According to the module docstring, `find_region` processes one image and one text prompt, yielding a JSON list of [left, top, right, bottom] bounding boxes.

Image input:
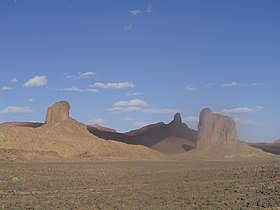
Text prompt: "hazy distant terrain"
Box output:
[[249, 141, 280, 155]]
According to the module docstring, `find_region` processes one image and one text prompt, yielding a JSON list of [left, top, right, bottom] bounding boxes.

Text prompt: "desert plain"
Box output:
[[0, 158, 280, 209], [1, 101, 280, 209]]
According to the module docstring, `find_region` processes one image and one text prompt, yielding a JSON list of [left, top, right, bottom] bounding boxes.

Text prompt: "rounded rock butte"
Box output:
[[195, 108, 238, 151], [45, 100, 71, 124]]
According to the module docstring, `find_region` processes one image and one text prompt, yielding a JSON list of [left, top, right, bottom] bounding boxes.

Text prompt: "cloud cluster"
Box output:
[[127, 92, 143, 96], [66, 72, 97, 80], [124, 24, 132, 31], [1, 86, 12, 91], [90, 82, 134, 90], [23, 75, 47, 88], [142, 108, 178, 114], [108, 99, 177, 114], [11, 78, 18, 83], [88, 118, 107, 125], [221, 106, 264, 115], [113, 99, 147, 107], [130, 9, 141, 16], [234, 118, 258, 125], [0, 106, 33, 114], [222, 81, 240, 87], [186, 85, 197, 92], [108, 99, 147, 112]]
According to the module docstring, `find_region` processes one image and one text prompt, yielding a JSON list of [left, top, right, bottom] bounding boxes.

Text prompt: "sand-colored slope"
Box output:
[[151, 136, 195, 154], [0, 101, 164, 161], [181, 142, 272, 159], [0, 119, 164, 161]]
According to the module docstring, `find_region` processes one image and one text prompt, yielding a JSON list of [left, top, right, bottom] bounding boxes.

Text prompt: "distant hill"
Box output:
[[274, 139, 280, 144], [248, 141, 280, 155], [87, 113, 198, 154]]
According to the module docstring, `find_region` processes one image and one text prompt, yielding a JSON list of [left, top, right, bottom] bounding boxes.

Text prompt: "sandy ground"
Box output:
[[0, 158, 280, 209]]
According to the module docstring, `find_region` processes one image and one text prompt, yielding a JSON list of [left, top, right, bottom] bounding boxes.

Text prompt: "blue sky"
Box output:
[[0, 0, 280, 142]]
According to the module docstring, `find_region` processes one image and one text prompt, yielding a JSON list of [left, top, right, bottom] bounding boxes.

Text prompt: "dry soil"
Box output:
[[0, 158, 280, 209]]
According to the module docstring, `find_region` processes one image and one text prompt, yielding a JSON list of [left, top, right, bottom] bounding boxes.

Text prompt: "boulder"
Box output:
[[195, 108, 238, 150], [45, 101, 71, 124]]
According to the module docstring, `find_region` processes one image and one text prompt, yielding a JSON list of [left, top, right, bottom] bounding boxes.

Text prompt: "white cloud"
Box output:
[[55, 86, 97, 93], [142, 108, 178, 114], [109, 99, 147, 113], [90, 82, 134, 90], [0, 106, 34, 114], [124, 24, 132, 31], [221, 106, 264, 115], [28, 98, 35, 102], [252, 83, 266, 86], [11, 78, 18, 83], [130, 9, 141, 16], [62, 86, 84, 92], [113, 99, 147, 107], [133, 121, 157, 128], [234, 118, 258, 125], [80, 72, 96, 79], [186, 85, 197, 91], [88, 118, 107, 125], [23, 75, 47, 88], [183, 116, 199, 123], [1, 86, 12, 90], [222, 81, 240, 87], [146, 4, 153, 13], [108, 99, 176, 114], [127, 92, 143, 96], [87, 88, 98, 93], [205, 83, 215, 87], [108, 106, 142, 113], [66, 71, 97, 80]]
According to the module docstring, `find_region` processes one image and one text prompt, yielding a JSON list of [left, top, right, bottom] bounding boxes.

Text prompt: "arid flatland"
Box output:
[[1, 158, 279, 209]]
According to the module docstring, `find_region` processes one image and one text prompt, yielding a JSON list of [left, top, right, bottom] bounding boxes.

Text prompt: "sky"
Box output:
[[0, 0, 280, 142]]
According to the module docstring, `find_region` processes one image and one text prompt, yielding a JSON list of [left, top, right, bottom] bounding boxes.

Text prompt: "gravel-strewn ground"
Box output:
[[0, 158, 280, 209]]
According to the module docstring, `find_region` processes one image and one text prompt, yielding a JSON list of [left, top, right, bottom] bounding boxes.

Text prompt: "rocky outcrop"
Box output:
[[171, 112, 183, 124], [195, 108, 238, 151], [184, 108, 272, 159], [45, 101, 71, 124]]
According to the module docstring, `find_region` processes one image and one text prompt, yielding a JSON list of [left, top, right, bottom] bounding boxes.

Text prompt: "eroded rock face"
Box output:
[[45, 101, 70, 124], [195, 108, 238, 150]]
